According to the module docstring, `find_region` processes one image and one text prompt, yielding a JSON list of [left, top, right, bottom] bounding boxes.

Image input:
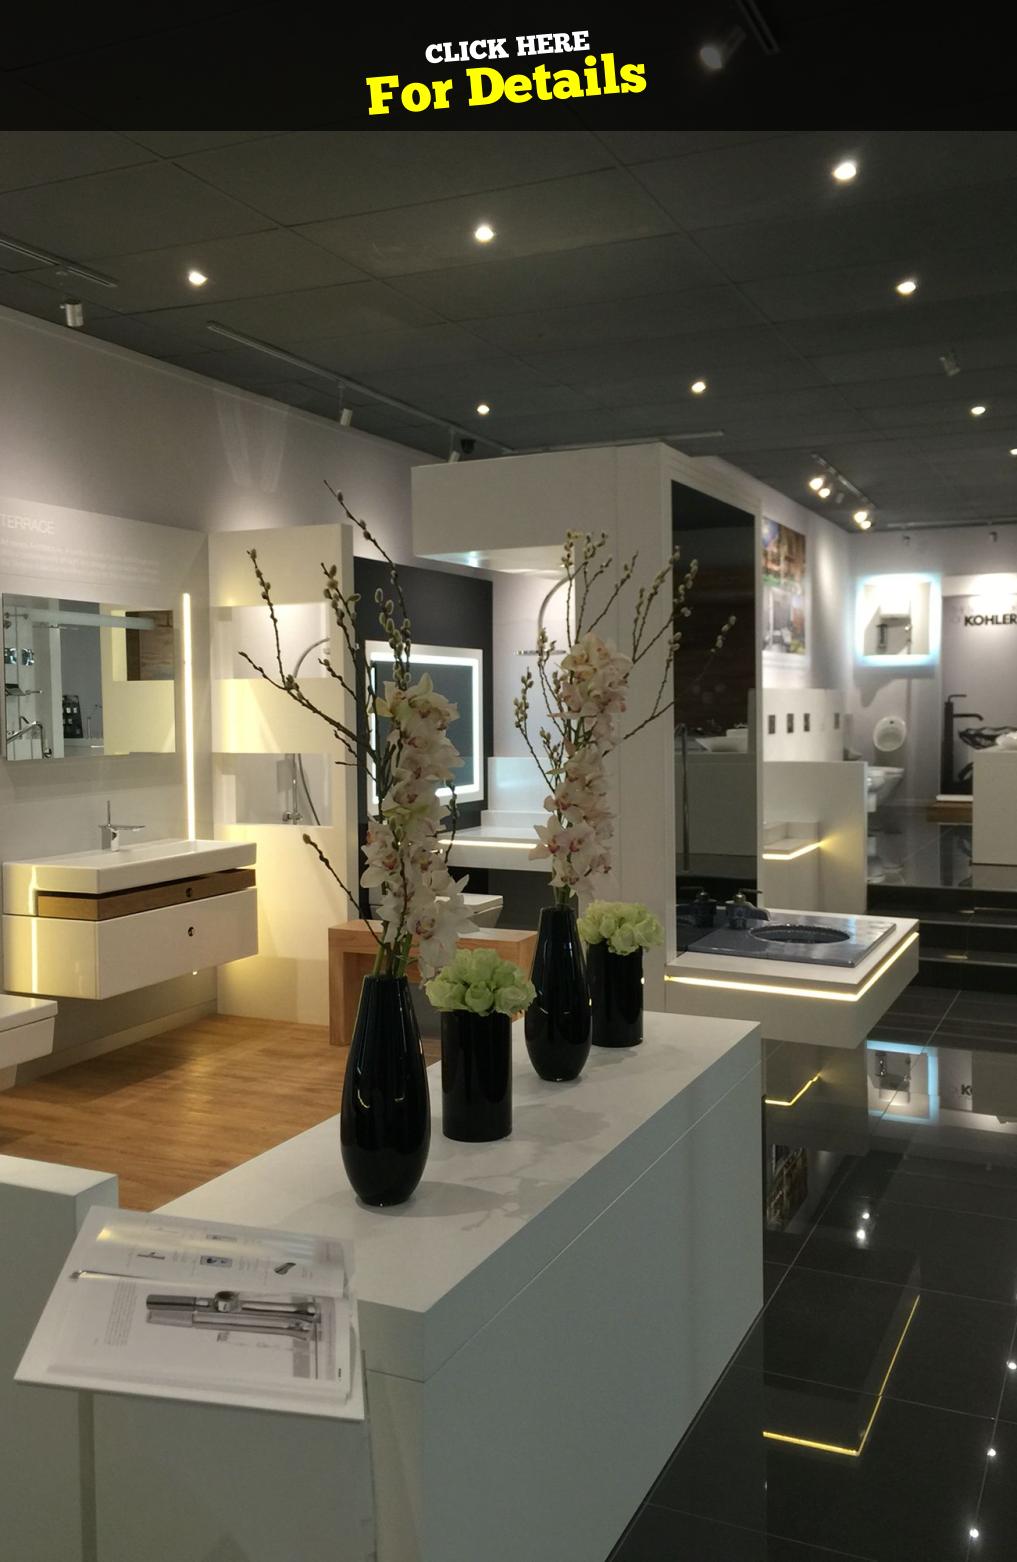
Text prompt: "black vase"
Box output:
[[441, 1011, 512, 1142], [524, 903, 591, 1082], [588, 943, 644, 1047], [340, 975, 430, 1207]]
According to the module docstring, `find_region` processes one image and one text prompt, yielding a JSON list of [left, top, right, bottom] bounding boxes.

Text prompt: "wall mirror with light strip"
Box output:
[[2, 593, 176, 760]]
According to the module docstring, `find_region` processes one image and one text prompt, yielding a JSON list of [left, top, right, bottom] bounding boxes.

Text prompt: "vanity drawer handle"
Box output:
[[186, 886, 194, 898], [187, 926, 195, 937]]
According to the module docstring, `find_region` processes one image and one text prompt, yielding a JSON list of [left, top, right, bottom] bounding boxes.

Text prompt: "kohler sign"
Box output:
[[964, 613, 1017, 626]]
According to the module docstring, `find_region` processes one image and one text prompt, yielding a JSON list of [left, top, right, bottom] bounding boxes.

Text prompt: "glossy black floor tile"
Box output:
[[797, 1190, 1017, 1304], [652, 1363, 993, 1562], [738, 1265, 1015, 1419], [958, 1412, 1017, 1561], [611, 1506, 872, 1562]]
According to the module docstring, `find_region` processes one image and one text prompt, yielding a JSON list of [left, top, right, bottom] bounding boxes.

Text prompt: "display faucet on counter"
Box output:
[[99, 799, 145, 851]]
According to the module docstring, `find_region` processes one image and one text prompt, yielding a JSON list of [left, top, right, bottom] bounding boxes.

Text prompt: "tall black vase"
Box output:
[[524, 903, 591, 1082], [441, 1011, 512, 1142], [588, 943, 644, 1047], [340, 974, 430, 1207]]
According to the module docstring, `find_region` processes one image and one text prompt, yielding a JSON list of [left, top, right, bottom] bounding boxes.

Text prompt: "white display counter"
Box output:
[[973, 749, 1017, 865], [85, 1010, 762, 1562]]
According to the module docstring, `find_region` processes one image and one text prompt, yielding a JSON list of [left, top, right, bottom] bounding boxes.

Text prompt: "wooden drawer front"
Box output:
[[36, 868, 256, 921], [3, 890, 258, 1000]]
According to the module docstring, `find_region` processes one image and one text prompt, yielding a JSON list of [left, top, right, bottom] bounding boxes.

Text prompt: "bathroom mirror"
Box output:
[[365, 641, 483, 808], [671, 482, 758, 901], [3, 594, 176, 760]]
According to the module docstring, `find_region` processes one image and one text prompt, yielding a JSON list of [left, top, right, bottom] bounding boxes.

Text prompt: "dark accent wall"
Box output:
[[353, 558, 493, 911]]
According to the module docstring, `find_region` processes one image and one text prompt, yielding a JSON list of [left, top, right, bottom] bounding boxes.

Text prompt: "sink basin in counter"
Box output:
[[4, 838, 256, 912]]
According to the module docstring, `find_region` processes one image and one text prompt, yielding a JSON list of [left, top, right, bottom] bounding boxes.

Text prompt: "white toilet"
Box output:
[[370, 889, 503, 928], [0, 994, 58, 1089], [867, 717, 907, 813]]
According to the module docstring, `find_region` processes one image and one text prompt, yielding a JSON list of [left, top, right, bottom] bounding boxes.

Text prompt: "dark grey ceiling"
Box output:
[[3, 128, 1017, 532]]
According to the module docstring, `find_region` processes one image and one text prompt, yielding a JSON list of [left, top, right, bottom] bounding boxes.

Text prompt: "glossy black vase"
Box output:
[[588, 943, 644, 1047], [441, 1011, 512, 1142], [525, 903, 591, 1082], [340, 975, 430, 1207]]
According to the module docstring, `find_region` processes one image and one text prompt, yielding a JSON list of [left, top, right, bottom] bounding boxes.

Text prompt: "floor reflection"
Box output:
[[610, 983, 1017, 1562]]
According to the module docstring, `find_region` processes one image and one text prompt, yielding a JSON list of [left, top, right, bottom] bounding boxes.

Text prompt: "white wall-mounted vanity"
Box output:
[[3, 839, 257, 1000]]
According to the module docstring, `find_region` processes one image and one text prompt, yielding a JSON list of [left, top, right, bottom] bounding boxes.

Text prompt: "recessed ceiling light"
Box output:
[[832, 159, 858, 183], [971, 404, 988, 417], [895, 278, 918, 297], [854, 510, 872, 529], [988, 1447, 997, 1459], [818, 485, 832, 499], [698, 26, 746, 71], [473, 223, 495, 243], [808, 476, 825, 492], [690, 379, 707, 395], [1007, 1359, 1016, 1371], [187, 269, 208, 287], [476, 402, 491, 416], [969, 1529, 980, 1540]]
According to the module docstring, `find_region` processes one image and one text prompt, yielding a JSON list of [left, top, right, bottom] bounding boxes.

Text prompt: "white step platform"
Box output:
[[73, 1010, 762, 1562], [666, 914, 918, 1047]]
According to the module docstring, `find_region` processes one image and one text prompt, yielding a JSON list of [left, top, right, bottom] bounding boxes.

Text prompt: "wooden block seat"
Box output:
[[328, 921, 537, 1049]]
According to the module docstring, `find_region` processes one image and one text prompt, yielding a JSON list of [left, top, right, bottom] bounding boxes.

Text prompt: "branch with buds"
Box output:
[[516, 529, 736, 904], [242, 484, 471, 978]]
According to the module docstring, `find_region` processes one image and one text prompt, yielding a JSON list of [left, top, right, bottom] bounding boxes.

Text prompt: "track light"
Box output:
[[698, 26, 746, 70], [339, 406, 354, 427], [476, 402, 491, 416], [473, 223, 495, 243], [832, 159, 858, 183], [187, 269, 208, 287], [60, 299, 84, 329], [808, 476, 824, 492], [854, 510, 872, 528], [895, 278, 918, 297], [971, 404, 987, 417], [690, 379, 707, 395], [818, 485, 832, 499]]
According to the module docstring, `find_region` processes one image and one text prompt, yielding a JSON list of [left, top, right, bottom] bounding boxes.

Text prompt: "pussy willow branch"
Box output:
[[301, 833, 381, 948]]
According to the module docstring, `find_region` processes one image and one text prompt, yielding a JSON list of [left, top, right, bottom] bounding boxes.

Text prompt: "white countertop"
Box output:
[[3, 838, 256, 908], [162, 1010, 760, 1381], [667, 913, 918, 995], [439, 824, 548, 873]]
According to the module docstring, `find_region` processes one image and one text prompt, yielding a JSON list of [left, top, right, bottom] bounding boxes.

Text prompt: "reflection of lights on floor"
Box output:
[[764, 1073, 821, 1108], [762, 1296, 920, 1458]]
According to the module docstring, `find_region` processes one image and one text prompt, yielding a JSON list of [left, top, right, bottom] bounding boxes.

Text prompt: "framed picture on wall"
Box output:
[[761, 519, 807, 656]]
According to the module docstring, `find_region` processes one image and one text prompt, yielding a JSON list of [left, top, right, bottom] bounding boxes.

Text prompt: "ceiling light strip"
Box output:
[[205, 322, 512, 453], [0, 232, 118, 290], [664, 931, 918, 1003]]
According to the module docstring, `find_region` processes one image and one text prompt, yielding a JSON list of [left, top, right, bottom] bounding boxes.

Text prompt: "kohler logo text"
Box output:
[[964, 613, 1017, 626]]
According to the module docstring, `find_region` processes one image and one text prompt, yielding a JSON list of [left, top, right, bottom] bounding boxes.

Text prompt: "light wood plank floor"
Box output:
[[0, 1015, 358, 1211]]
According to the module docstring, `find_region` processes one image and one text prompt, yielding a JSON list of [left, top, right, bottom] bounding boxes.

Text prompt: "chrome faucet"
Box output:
[[100, 799, 145, 851]]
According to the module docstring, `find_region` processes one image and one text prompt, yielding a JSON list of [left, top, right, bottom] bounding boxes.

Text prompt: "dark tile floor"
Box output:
[[608, 984, 1017, 1562], [868, 806, 1017, 891]]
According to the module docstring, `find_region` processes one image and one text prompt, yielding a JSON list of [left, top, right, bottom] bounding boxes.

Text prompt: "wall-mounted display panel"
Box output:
[[855, 574, 940, 667], [3, 595, 176, 761]]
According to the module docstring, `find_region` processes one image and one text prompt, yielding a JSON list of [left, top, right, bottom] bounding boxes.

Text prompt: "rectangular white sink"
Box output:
[[4, 838, 256, 911]]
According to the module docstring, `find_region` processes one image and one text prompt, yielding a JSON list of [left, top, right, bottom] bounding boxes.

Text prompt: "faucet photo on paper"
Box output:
[[16, 1207, 361, 1421]]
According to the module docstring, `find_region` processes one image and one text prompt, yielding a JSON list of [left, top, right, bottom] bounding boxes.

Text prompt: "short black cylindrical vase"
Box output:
[[340, 974, 430, 1207], [588, 943, 644, 1047], [524, 903, 591, 1082], [440, 1011, 512, 1142]]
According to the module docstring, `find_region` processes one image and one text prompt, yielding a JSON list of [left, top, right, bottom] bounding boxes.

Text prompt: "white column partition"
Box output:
[[0, 1156, 117, 1562]]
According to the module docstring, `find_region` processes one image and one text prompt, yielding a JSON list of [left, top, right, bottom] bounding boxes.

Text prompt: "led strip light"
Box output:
[[761, 840, 823, 862], [764, 1073, 821, 1108], [664, 931, 918, 1003], [762, 1296, 919, 1457], [181, 592, 196, 841]]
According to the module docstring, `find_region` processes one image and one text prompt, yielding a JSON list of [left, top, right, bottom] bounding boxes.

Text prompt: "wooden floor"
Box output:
[[0, 1015, 377, 1211]]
